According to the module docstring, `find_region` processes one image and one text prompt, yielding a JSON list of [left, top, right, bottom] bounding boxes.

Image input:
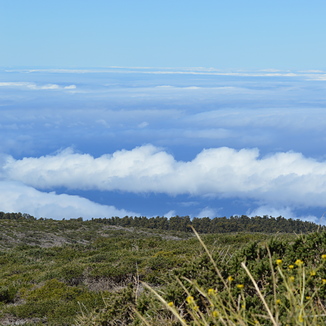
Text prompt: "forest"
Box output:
[[0, 211, 322, 234], [91, 214, 323, 233], [0, 212, 326, 325]]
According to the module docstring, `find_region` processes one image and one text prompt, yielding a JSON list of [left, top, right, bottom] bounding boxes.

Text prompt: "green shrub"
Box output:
[[75, 284, 137, 326], [0, 285, 17, 303], [5, 279, 103, 325], [137, 230, 326, 325]]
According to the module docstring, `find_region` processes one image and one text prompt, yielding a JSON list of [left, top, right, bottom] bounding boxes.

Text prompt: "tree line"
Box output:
[[91, 214, 324, 233], [0, 211, 323, 234]]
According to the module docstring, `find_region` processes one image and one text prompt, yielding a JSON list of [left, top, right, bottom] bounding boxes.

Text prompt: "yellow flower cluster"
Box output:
[[186, 296, 194, 304], [208, 288, 216, 295], [212, 310, 219, 318], [295, 259, 304, 266], [186, 295, 199, 311], [321, 254, 326, 260]]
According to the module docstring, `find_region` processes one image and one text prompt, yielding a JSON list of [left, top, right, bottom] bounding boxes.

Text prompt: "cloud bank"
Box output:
[[247, 205, 319, 223], [3, 145, 326, 210], [1, 69, 326, 221], [0, 180, 137, 219], [2, 68, 326, 161]]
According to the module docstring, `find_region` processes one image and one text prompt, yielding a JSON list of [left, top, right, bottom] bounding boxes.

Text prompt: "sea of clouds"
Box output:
[[1, 67, 326, 222]]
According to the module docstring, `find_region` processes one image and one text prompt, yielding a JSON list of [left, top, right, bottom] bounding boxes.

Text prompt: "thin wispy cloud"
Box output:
[[9, 67, 326, 81], [0, 82, 76, 90], [3, 67, 313, 78]]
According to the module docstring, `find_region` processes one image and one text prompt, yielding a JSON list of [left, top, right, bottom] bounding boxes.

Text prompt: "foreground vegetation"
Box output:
[[0, 213, 326, 325]]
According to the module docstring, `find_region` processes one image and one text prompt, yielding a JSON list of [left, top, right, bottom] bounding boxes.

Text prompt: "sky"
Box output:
[[1, 1, 326, 69], [1, 1, 326, 223]]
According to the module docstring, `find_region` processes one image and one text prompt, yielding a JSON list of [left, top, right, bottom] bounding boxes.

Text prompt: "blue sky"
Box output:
[[1, 2, 326, 223], [1, 1, 326, 69]]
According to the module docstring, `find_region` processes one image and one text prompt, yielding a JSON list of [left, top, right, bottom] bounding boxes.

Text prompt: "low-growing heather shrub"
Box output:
[[75, 229, 326, 325], [137, 229, 326, 325], [5, 279, 104, 325]]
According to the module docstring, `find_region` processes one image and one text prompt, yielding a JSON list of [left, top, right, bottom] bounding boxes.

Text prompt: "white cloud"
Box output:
[[248, 205, 296, 218], [64, 85, 77, 89], [0, 82, 76, 90], [186, 108, 326, 131], [7, 67, 326, 85], [36, 84, 60, 90], [155, 85, 202, 90], [4, 145, 326, 211], [96, 119, 110, 128], [164, 210, 176, 218], [0, 180, 137, 219], [4, 67, 305, 78], [197, 207, 217, 218], [247, 205, 320, 224], [138, 121, 149, 128], [0, 82, 29, 87]]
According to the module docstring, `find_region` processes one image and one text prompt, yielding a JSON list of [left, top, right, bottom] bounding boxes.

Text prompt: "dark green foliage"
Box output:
[[6, 279, 103, 325], [0, 285, 17, 303], [150, 232, 326, 325], [91, 214, 324, 234], [78, 284, 137, 326]]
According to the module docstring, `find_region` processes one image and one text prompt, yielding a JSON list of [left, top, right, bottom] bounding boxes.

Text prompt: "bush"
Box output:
[[137, 229, 326, 325]]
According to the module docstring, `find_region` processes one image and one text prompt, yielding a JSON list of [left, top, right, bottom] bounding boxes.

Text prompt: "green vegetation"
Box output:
[[92, 215, 323, 233], [0, 212, 325, 325]]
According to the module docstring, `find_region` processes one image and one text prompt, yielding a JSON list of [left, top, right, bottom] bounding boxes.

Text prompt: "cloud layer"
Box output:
[[2, 68, 326, 160], [3, 145, 326, 210], [0, 180, 137, 219], [1, 68, 326, 221]]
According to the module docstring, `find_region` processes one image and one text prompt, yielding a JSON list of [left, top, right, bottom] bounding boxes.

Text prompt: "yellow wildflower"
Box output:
[[167, 301, 174, 307], [322, 279, 326, 285], [186, 296, 195, 304], [289, 276, 295, 282], [227, 276, 234, 282], [276, 299, 281, 304], [321, 254, 326, 260], [208, 288, 216, 295], [276, 259, 282, 265], [236, 284, 244, 289], [310, 270, 316, 276], [212, 310, 219, 318], [288, 265, 294, 269], [295, 259, 304, 266]]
